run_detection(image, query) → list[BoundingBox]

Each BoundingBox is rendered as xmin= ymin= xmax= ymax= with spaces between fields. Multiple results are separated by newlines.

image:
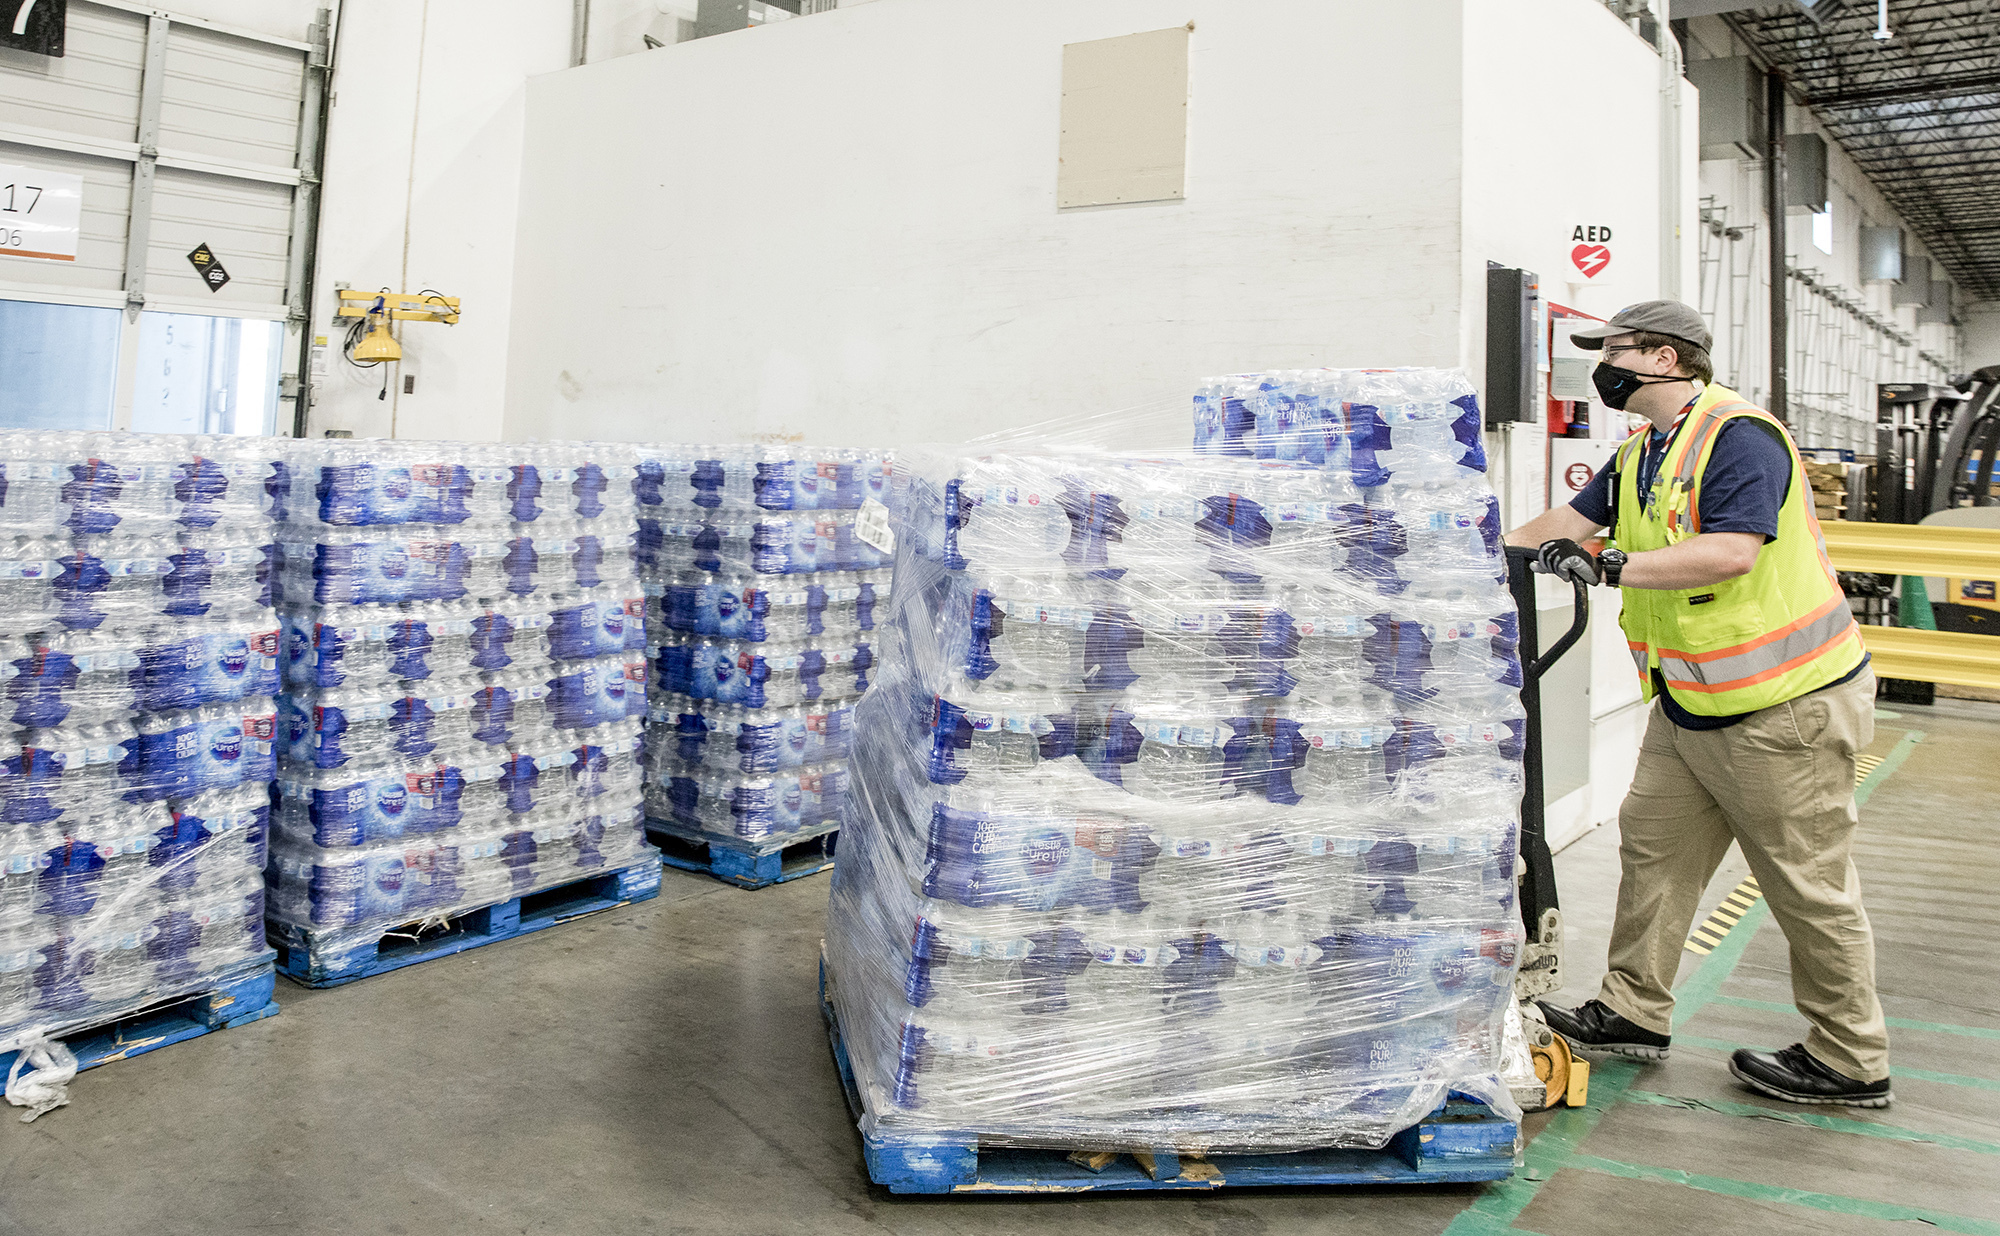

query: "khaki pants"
xmin=1597 ymin=668 xmax=1891 ymax=1082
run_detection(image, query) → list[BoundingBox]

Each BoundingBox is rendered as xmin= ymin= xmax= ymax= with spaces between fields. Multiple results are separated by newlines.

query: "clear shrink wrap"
xmin=824 ymin=368 xmax=1526 ymax=1154
xmin=633 ymin=448 xmax=891 ymax=853
xmin=263 ymin=439 xmax=652 ymax=959
xmin=0 ymin=430 xmax=279 ymax=1054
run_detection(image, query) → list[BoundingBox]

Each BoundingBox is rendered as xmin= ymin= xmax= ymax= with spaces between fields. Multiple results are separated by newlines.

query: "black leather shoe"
xmin=1730 ymin=1043 xmax=1893 ymax=1108
xmin=1537 ymin=998 xmax=1672 ymax=1060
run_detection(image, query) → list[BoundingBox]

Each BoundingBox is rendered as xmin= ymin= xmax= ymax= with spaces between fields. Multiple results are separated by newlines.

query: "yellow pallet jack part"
xmin=1530 ymin=1032 xmax=1574 ymax=1110
xmin=1566 ymin=1057 xmax=1591 ymax=1108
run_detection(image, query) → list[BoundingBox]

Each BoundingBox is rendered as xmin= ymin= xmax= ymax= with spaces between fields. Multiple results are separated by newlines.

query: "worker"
xmin=1504 ymin=300 xmax=1892 ymax=1108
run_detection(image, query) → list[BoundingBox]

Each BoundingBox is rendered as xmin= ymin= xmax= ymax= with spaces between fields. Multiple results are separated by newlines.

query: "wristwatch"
xmin=1598 ymin=547 xmax=1627 ymax=587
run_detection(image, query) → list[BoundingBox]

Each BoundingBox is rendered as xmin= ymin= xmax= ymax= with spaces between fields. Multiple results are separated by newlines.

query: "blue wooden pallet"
xmin=817 ymin=955 xmax=1520 ymax=1194
xmin=0 ymin=951 xmax=281 ymax=1081
xmin=270 ymin=852 xmax=664 ymax=988
xmin=645 ymin=817 xmax=837 ymax=890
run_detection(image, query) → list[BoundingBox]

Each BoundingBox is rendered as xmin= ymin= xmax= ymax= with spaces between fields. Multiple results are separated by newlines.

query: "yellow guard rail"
xmin=1820 ymin=522 xmax=2000 ymax=690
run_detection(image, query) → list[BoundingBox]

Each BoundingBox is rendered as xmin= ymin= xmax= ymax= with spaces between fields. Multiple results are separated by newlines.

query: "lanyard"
xmin=1637 ymin=398 xmax=1701 ymax=513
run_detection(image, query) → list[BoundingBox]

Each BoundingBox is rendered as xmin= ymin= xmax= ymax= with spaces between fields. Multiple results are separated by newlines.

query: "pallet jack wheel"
xmin=1528 ymin=1032 xmax=1576 ymax=1104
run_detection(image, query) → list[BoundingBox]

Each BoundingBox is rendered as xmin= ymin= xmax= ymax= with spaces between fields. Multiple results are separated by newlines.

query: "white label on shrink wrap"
xmin=1380 ymin=401 xmax=1451 ymax=425
xmin=1294 ymin=615 xmax=1368 ymax=638
xmin=999 ymin=713 xmax=1053 ymax=736
xmin=855 ymin=497 xmax=895 ymax=554
xmin=1306 ymin=835 xmax=1371 ymax=857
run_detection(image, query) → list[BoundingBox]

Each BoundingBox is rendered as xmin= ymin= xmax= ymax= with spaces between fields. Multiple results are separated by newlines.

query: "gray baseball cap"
xmin=1569 ymin=299 xmax=1714 ymax=353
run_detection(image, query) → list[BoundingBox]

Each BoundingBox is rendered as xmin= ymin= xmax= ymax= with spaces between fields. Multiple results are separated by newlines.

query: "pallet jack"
xmin=1504 ymin=544 xmax=1592 ymax=1111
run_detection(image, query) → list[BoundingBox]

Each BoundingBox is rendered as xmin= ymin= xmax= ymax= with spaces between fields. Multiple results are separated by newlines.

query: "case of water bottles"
xmin=823 ymin=367 xmax=1530 ymax=1156
xmin=634 ymin=448 xmax=892 ymax=856
xmin=0 ymin=430 xmax=279 ymax=1055
xmin=263 ymin=439 xmax=652 ymax=956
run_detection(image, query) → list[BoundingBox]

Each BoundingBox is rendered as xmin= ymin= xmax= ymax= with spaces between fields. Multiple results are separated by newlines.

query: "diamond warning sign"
xmin=187 ymin=241 xmax=231 ymax=292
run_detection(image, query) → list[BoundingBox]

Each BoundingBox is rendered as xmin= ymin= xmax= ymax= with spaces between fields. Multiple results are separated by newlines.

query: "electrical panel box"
xmin=1919 ymin=268 xmax=1954 ymax=325
xmin=1860 ymin=227 xmax=1904 ymax=283
xmin=693 ymin=0 xmax=801 ymax=38
xmin=1785 ymin=133 xmax=1828 ymax=211
xmin=1486 ymin=264 xmax=1541 ymax=428
xmin=1687 ymin=57 xmax=1766 ymax=160
xmin=1893 ymin=253 xmax=1932 ymax=306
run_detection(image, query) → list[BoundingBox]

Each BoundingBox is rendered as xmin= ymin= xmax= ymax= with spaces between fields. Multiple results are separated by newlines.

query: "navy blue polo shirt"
xmin=1570 ymin=417 xmax=1863 ymax=729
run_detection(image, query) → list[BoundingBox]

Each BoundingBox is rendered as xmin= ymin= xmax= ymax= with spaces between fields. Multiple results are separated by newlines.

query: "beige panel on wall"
xmin=1058 ymin=26 xmax=1189 ymax=209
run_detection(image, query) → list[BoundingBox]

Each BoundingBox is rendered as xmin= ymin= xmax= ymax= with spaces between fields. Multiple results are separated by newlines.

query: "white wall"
xmin=1459 ymin=0 xmax=1695 ymax=400
xmin=505 ymin=0 xmax=1477 ymax=447
xmin=306 ymin=0 xmax=570 ymax=440
xmin=1462 ymin=0 xmax=1689 ymax=322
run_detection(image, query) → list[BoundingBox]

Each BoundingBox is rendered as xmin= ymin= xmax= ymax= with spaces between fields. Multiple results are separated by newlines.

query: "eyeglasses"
xmin=1601 ymin=344 xmax=1654 ymax=358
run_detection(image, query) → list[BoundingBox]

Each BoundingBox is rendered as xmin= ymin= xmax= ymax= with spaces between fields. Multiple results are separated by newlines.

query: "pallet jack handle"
xmin=1504 ymin=546 xmax=1591 ymax=994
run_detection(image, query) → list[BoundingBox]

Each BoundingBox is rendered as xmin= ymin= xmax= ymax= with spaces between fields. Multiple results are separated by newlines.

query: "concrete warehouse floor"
xmin=1 ymin=700 xmax=1995 ymax=1236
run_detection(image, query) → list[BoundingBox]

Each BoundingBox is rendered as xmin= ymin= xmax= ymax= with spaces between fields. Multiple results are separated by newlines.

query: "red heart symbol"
xmin=1572 ymin=244 xmax=1611 ymax=279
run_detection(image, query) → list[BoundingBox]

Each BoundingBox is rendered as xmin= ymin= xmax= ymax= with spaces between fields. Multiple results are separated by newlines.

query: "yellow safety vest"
xmin=1612 ymin=383 xmax=1865 ymax=716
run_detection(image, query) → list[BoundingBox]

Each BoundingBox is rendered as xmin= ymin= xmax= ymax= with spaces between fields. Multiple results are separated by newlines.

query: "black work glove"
xmin=1534 ymin=538 xmax=1601 ymax=586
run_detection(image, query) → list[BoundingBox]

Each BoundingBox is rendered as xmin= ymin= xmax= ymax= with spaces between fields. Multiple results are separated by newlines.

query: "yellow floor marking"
xmin=1854 ymin=753 xmax=1884 ymax=786
xmin=1687 ymin=877 xmax=1766 ymax=955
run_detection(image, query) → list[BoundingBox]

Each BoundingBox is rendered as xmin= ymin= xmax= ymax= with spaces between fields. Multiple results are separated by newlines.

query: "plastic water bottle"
xmin=286 ymin=683 xmax=397 ymax=770
xmin=0 ymin=432 xmax=69 ymax=532
xmin=948 ymin=459 xmax=1073 ymax=573
xmin=53 ymin=535 xmax=172 ymax=631
xmin=0 ymin=531 xmax=60 ymax=629
xmin=284 ymin=603 xmax=394 ymax=691
xmin=1192 ymin=375 xmax=1257 ymax=456
xmin=177 ymin=436 xmax=274 ymax=531
xmin=6 ymin=627 xmax=137 ymax=728
xmin=945 ymin=574 xmax=1091 ymax=690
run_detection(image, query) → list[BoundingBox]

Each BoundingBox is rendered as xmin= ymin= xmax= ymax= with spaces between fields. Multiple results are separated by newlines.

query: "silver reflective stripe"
xmin=1655 ymin=599 xmax=1856 ymax=690
xmin=1629 ymin=645 xmax=1648 ymax=676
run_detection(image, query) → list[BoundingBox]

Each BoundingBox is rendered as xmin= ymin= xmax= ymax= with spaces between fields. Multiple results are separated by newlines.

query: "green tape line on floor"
xmin=1855 ymin=728 xmax=1923 ymax=807
xmin=1435 ymin=1057 xmax=1642 ymax=1236
xmin=1671 ymin=898 xmax=1772 ymax=1031
xmin=1673 ymin=1034 xmax=2000 ymax=1093
xmin=1624 ymin=1089 xmax=2000 ymax=1155
xmin=1568 ymin=1153 xmax=2000 ymax=1236
xmin=1437 ymin=724 xmax=1931 ymax=1232
xmin=1711 ymin=994 xmax=2000 ymax=1041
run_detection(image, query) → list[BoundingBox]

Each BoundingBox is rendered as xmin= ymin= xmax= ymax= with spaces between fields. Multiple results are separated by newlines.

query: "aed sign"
xmin=1570 ymin=224 xmax=1613 ymax=280
xmin=0 ymin=163 xmax=83 ymax=262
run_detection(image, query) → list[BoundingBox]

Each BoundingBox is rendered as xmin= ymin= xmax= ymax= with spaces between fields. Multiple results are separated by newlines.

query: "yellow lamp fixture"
xmin=352 ymin=304 xmax=402 ymax=363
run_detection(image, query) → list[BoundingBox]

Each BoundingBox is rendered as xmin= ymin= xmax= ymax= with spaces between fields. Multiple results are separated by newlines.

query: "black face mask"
xmin=1592 ymin=363 xmax=1687 ymax=411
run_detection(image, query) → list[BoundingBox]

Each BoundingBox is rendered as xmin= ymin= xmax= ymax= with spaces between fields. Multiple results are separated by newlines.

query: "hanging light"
xmin=352 ymin=295 xmax=401 ymax=363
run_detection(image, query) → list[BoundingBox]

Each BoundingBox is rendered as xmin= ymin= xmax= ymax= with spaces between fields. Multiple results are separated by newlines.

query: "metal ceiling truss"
xmin=1724 ymin=0 xmax=2000 ymax=301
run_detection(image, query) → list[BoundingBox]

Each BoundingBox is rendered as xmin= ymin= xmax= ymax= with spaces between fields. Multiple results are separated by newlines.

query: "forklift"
xmin=1855 ymin=368 xmax=2000 ymax=697
xmin=1872 ymin=367 xmax=2000 ymax=524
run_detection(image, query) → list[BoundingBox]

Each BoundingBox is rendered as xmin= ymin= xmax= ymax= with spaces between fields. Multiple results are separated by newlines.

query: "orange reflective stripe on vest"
xmin=1652 ymin=593 xmax=1861 ymax=694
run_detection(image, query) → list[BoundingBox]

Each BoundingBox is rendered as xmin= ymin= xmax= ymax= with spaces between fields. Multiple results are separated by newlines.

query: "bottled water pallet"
xmin=645 ymin=817 xmax=837 ymax=890
xmin=0 ymin=952 xmax=281 ymax=1082
xmin=270 ymin=853 xmax=665 ymax=989
xmin=817 ymin=954 xmax=1518 ymax=1194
